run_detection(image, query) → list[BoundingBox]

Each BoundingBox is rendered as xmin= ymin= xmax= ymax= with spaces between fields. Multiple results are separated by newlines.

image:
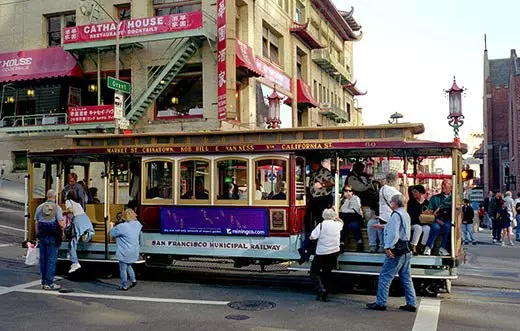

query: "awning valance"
xmin=0 ymin=47 xmax=82 ymax=83
xmin=236 ymin=39 xmax=263 ymax=77
xmin=284 ymin=79 xmax=319 ymax=107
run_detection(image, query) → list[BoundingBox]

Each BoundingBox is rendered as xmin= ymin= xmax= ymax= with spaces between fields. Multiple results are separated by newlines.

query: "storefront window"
xmin=144 ymin=160 xmax=173 ymax=200
xmin=254 ymin=159 xmax=287 ymax=201
xmin=180 ymin=159 xmax=210 ymax=200
xmin=156 ymin=71 xmax=203 ymax=120
xmin=154 ymin=0 xmax=201 ymax=16
xmin=216 ymin=159 xmax=248 ymax=201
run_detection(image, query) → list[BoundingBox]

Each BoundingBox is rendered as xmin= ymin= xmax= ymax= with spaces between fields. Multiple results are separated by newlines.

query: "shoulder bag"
xmin=390 ymin=211 xmax=411 ymax=256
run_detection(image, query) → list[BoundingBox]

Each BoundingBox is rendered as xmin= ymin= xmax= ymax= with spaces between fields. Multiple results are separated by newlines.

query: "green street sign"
xmin=107 ymin=76 xmax=131 ymax=94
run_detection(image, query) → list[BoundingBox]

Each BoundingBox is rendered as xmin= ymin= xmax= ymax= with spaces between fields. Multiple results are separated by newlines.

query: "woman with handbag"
xmin=65 ymin=190 xmax=95 ymax=274
xmin=339 ymin=185 xmax=364 ymax=252
xmin=309 ymin=208 xmax=343 ymax=302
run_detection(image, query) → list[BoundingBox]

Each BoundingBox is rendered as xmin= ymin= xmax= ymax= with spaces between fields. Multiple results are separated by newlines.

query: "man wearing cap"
xmin=35 ymin=189 xmax=65 ymax=290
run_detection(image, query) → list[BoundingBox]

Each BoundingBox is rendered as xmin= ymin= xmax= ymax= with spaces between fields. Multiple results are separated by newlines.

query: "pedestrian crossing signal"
xmin=461 ymin=169 xmax=474 ymax=181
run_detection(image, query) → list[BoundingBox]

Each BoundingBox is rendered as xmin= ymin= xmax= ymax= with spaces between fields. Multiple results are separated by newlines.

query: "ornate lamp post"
xmin=266 ymin=87 xmax=282 ymax=129
xmin=445 ymin=77 xmax=465 ymax=143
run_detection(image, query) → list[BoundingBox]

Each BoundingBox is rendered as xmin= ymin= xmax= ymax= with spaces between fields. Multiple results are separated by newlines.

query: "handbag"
xmin=390 ymin=211 xmax=411 ymax=256
xmin=64 ymin=213 xmax=76 ymax=239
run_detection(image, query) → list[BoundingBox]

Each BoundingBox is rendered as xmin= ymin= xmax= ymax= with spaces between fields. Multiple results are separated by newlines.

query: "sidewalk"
xmin=0 ymin=179 xmax=26 ymax=206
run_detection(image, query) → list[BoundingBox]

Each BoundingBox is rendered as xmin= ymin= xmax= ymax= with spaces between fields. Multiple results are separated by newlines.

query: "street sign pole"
xmin=114 ymin=20 xmax=120 ymax=134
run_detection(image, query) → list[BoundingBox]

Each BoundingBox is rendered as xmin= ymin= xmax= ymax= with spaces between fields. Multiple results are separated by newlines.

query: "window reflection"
xmin=216 ymin=159 xmax=248 ymax=201
xmin=254 ymin=159 xmax=287 ymax=201
xmin=145 ymin=161 xmax=172 ymax=199
xmin=180 ymin=160 xmax=210 ymax=200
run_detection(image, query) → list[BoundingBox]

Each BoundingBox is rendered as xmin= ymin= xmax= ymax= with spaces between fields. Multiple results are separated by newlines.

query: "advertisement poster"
xmin=68 ymin=105 xmax=114 ymax=124
xmin=161 ymin=206 xmax=268 ymax=236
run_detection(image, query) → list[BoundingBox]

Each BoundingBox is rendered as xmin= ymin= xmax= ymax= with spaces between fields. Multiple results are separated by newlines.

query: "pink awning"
xmin=0 ymin=47 xmax=82 ymax=83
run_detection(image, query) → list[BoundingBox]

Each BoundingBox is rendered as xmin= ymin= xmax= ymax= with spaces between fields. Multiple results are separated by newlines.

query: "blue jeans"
xmin=39 ymin=236 xmax=58 ymax=286
xmin=426 ymin=220 xmax=452 ymax=249
xmin=462 ymin=223 xmax=475 ymax=243
xmin=367 ymin=219 xmax=384 ymax=248
xmin=69 ymin=236 xmax=78 ymax=264
xmin=516 ymin=215 xmax=520 ymax=240
xmin=376 ymin=252 xmax=416 ymax=307
xmin=119 ymin=262 xmax=136 ymax=288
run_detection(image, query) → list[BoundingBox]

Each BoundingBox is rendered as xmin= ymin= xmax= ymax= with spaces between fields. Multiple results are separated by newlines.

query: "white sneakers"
xmin=423 ymin=247 xmax=431 ymax=256
xmin=68 ymin=263 xmax=81 ymax=274
xmin=438 ymin=248 xmax=450 ymax=256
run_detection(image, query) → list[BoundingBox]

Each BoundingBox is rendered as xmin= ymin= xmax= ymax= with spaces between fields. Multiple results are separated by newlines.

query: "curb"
xmin=0 ymin=197 xmax=24 ymax=209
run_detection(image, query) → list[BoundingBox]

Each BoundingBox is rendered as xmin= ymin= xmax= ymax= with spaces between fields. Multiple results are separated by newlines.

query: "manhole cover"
xmin=225 ymin=314 xmax=250 ymax=320
xmin=228 ymin=300 xmax=276 ymax=311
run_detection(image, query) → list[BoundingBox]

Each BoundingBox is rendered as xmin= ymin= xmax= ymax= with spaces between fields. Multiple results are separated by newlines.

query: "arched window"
xmin=142 ymin=159 xmax=173 ymax=204
xmin=215 ymin=158 xmax=248 ymax=203
xmin=254 ymin=158 xmax=288 ymax=204
xmin=179 ymin=159 xmax=210 ymax=202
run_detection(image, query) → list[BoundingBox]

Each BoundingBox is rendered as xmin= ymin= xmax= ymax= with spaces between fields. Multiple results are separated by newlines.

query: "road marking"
xmin=0 ymin=224 xmax=25 ymax=232
xmin=17 ymin=289 xmax=230 ymax=305
xmin=0 ymin=280 xmax=41 ymax=296
xmin=0 ymin=244 xmax=14 ymax=248
xmin=412 ymin=299 xmax=440 ymax=331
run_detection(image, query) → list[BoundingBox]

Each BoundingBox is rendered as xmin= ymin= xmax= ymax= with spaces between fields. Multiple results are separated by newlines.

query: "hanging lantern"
xmin=266 ymin=86 xmax=282 ymax=129
xmin=444 ymin=76 xmax=466 ymax=142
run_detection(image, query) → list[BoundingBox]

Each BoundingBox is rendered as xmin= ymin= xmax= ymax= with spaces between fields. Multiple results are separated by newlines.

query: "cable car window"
xmin=144 ymin=160 xmax=173 ymax=200
xmin=180 ymin=160 xmax=210 ymax=200
xmin=254 ymin=159 xmax=287 ymax=201
xmin=216 ymin=159 xmax=248 ymax=201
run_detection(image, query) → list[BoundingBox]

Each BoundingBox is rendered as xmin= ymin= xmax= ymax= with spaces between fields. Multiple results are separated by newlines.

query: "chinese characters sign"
xmin=255 ymin=58 xmax=292 ymax=92
xmin=216 ymin=0 xmax=227 ymax=120
xmin=68 ymin=105 xmax=114 ymax=124
xmin=63 ymin=12 xmax=203 ymax=44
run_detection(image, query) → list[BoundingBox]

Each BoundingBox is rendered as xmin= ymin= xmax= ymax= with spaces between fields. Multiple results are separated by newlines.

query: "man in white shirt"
xmin=367 ymin=172 xmax=401 ymax=253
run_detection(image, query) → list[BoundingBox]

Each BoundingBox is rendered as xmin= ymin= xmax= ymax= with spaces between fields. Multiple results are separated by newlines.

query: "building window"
xmin=12 ymin=151 xmax=27 ymax=172
xmin=156 ymin=67 xmax=203 ymax=120
xmin=118 ymin=5 xmax=131 ymax=20
xmin=180 ymin=159 xmax=210 ymax=200
xmin=110 ymin=162 xmax=129 ymax=183
xmin=47 ymin=13 xmax=75 ymax=47
xmin=262 ymin=24 xmax=282 ymax=66
xmin=216 ymin=159 xmax=248 ymax=201
xmin=154 ymin=0 xmax=201 ymax=16
xmin=254 ymin=158 xmax=287 ymax=201
xmin=296 ymin=53 xmax=302 ymax=79
xmin=295 ymin=1 xmax=305 ymax=24
xmin=347 ymin=103 xmax=351 ymax=122
xmin=143 ymin=160 xmax=173 ymax=201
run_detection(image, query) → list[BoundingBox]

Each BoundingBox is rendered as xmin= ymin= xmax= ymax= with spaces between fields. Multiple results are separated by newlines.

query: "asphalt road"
xmin=0 ymin=203 xmax=519 ymax=331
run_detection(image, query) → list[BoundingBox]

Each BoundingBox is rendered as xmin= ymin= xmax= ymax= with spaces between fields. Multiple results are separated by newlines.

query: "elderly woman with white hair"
xmin=110 ymin=209 xmax=143 ymax=291
xmin=309 ymin=208 xmax=343 ymax=302
xmin=367 ymin=172 xmax=401 ymax=253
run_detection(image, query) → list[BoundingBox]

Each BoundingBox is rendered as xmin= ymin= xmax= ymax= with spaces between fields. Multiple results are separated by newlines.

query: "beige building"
xmin=0 ymin=0 xmax=364 ymax=181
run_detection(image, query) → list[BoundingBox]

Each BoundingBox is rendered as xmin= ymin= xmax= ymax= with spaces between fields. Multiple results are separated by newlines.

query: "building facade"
xmin=483 ymin=48 xmax=519 ymax=193
xmin=0 ymin=0 xmax=364 ymax=180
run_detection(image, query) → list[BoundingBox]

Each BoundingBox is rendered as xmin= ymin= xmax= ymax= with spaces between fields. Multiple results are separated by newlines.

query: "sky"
xmin=332 ymin=0 xmax=518 ymax=143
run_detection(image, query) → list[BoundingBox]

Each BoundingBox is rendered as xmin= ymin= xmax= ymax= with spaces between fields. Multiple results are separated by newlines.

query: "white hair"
xmin=390 ymin=194 xmax=405 ymax=208
xmin=385 ymin=172 xmax=398 ymax=186
xmin=46 ymin=189 xmax=56 ymax=200
xmin=322 ymin=208 xmax=336 ymax=221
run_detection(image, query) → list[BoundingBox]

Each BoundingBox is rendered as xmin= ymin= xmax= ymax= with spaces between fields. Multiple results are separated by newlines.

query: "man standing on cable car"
xmin=307 ymin=158 xmax=335 ymax=226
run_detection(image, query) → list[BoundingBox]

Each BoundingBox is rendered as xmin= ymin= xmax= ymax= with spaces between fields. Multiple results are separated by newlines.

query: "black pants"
xmin=492 ymin=218 xmax=502 ymax=241
xmin=339 ymin=212 xmax=363 ymax=242
xmin=304 ymin=195 xmax=333 ymax=233
xmin=310 ymin=252 xmax=339 ymax=292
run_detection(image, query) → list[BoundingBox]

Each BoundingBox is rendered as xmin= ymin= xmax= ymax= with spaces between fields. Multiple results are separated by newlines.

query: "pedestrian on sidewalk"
xmin=462 ymin=199 xmax=476 ymax=245
xmin=0 ymin=164 xmax=5 ymax=188
xmin=366 ymin=194 xmax=416 ymax=312
xmin=515 ymin=193 xmax=520 ymax=241
xmin=496 ymin=199 xmax=514 ymax=246
xmin=490 ymin=191 xmax=502 ymax=243
xmin=35 ymin=189 xmax=65 ymax=290
xmin=109 ymin=208 xmax=142 ymax=291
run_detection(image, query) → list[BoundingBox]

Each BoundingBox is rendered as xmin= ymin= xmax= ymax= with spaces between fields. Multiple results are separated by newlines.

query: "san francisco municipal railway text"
xmin=150 ymin=240 xmax=282 ymax=251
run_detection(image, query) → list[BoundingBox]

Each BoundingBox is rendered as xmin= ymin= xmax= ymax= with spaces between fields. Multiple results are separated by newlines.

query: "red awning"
xmin=0 ymin=47 xmax=82 ymax=83
xmin=236 ymin=39 xmax=263 ymax=77
xmin=295 ymin=79 xmax=319 ymax=107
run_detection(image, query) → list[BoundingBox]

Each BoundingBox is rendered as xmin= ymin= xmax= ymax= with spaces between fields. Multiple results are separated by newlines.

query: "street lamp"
xmin=445 ymin=76 xmax=465 ymax=143
xmin=266 ymin=86 xmax=282 ymax=129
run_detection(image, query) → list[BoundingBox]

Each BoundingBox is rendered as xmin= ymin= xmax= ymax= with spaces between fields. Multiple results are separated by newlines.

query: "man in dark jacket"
xmin=490 ymin=191 xmax=502 ymax=243
xmin=462 ymin=199 xmax=476 ymax=245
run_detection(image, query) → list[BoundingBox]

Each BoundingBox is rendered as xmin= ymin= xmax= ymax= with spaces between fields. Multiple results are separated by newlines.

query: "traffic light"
xmin=461 ymin=169 xmax=474 ymax=181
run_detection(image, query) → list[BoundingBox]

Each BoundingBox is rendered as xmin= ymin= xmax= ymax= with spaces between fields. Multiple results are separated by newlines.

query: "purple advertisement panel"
xmin=160 ymin=207 xmax=268 ymax=236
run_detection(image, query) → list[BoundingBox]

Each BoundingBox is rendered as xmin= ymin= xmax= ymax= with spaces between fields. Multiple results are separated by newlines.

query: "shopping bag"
xmin=25 ymin=245 xmax=39 ymax=266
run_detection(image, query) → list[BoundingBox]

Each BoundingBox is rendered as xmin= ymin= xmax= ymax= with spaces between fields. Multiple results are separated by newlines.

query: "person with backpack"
xmin=110 ymin=208 xmax=143 ymax=291
xmin=366 ymin=194 xmax=416 ymax=312
xmin=35 ymin=189 xmax=65 ymax=290
xmin=65 ymin=190 xmax=95 ymax=274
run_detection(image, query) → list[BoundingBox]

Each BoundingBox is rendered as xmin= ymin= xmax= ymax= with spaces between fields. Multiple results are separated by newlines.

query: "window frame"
xmin=178 ymin=157 xmax=211 ymax=205
xmin=141 ymin=157 xmax=175 ymax=205
xmin=46 ymin=12 xmax=76 ymax=47
xmin=117 ymin=5 xmax=131 ymax=21
xmin=262 ymin=23 xmax=282 ymax=67
xmin=153 ymin=0 xmax=202 ymax=16
xmin=252 ymin=156 xmax=289 ymax=206
xmin=295 ymin=156 xmax=306 ymax=206
xmin=213 ymin=157 xmax=249 ymax=205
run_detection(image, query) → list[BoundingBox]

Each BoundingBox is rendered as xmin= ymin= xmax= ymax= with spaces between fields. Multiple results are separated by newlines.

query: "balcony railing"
xmin=311 ymin=49 xmax=352 ymax=84
xmin=0 ymin=113 xmax=68 ymax=128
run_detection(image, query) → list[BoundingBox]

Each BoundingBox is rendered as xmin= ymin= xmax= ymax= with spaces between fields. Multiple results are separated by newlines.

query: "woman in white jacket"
xmin=309 ymin=208 xmax=343 ymax=302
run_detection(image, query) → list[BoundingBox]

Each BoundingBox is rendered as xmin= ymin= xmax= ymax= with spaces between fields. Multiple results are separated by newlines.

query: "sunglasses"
xmin=344 ymin=189 xmax=353 ymax=192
